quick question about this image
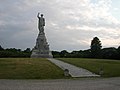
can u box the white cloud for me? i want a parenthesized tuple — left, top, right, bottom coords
(0, 0, 120, 51)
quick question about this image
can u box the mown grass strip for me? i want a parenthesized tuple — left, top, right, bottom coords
(58, 58, 120, 77)
(0, 58, 64, 79)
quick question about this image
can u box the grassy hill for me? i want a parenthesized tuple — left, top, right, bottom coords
(0, 58, 119, 79)
(58, 58, 120, 77)
(0, 58, 64, 79)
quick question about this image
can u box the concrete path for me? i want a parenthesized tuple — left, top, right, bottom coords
(0, 77, 120, 90)
(47, 58, 100, 77)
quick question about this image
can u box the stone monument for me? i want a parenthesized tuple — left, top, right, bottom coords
(31, 13, 53, 58)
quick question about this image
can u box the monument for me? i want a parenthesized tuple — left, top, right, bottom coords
(31, 13, 53, 58)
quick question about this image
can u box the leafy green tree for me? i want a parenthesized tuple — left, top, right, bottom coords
(0, 47, 31, 58)
(0, 45, 4, 51)
(90, 37, 102, 58)
(117, 46, 120, 59)
(101, 47, 118, 59)
(60, 50, 69, 57)
(52, 51, 60, 58)
(6, 48, 21, 52)
(118, 46, 120, 53)
(24, 48, 31, 53)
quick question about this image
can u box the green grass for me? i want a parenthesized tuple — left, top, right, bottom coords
(0, 58, 64, 79)
(58, 58, 120, 77)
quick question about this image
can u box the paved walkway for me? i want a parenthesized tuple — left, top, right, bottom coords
(0, 77, 120, 90)
(47, 58, 100, 77)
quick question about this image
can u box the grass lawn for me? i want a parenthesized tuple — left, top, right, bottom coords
(0, 58, 64, 79)
(58, 58, 120, 77)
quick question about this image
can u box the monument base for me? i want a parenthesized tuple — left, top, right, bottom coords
(31, 49, 53, 58)
(31, 54, 53, 58)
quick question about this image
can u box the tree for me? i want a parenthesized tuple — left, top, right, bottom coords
(101, 47, 118, 59)
(60, 50, 69, 57)
(117, 46, 120, 59)
(52, 51, 60, 58)
(23, 48, 31, 53)
(117, 46, 120, 53)
(0, 45, 4, 51)
(90, 37, 102, 58)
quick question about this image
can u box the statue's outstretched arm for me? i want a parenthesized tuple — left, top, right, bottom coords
(37, 13, 40, 18)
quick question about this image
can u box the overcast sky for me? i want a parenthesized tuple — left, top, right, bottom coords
(0, 0, 120, 51)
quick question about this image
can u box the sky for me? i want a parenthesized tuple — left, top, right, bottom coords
(0, 0, 120, 51)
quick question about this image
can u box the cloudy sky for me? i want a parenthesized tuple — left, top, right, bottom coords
(0, 0, 120, 51)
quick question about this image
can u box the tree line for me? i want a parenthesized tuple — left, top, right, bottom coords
(0, 46, 31, 58)
(0, 37, 120, 59)
(52, 37, 120, 60)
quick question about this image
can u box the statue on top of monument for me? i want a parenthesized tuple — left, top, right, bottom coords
(31, 13, 53, 58)
(37, 13, 45, 34)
